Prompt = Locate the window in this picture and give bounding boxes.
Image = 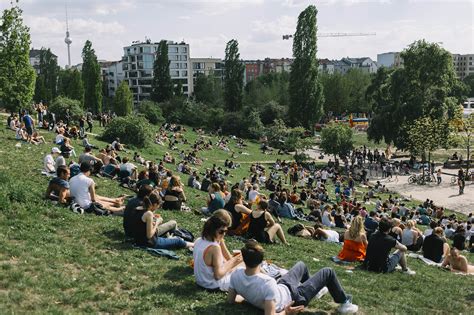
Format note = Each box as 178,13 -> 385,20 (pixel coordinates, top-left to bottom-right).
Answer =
180,63 -> 188,69
180,55 -> 187,61
169,55 -> 179,61
181,47 -> 187,53
143,46 -> 151,53
170,62 -> 179,69
171,70 -> 179,77
169,47 -> 178,53
143,54 -> 154,62
182,70 -> 188,77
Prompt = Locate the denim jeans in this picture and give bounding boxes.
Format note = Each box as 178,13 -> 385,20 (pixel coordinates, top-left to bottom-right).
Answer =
278,261 -> 348,306
153,236 -> 186,250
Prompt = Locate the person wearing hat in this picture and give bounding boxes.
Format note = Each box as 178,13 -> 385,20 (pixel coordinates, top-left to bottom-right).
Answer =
44,147 -> 61,174
70,162 -> 126,214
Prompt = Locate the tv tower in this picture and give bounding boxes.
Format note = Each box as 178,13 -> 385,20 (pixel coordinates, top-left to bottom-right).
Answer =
64,3 -> 72,68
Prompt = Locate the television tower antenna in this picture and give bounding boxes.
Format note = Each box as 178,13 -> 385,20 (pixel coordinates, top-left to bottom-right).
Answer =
64,2 -> 72,68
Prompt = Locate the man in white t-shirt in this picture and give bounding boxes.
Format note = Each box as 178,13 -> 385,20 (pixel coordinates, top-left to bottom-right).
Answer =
227,241 -> 358,314
69,162 -> 126,214
44,147 -> 61,173
248,184 -> 260,204
321,169 -> 328,183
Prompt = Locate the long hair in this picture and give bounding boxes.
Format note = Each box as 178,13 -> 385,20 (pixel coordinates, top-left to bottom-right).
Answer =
202,213 -> 230,241
349,216 -> 365,239
143,191 -> 161,211
229,189 -> 242,204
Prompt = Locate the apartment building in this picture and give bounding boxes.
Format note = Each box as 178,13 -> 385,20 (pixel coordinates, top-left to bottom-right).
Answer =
452,54 -> 474,80
122,40 -> 193,103
105,61 -> 125,97
377,52 -> 403,68
190,58 -> 225,84
29,49 -> 58,74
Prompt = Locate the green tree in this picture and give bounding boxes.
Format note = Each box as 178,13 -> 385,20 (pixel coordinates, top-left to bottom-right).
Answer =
321,72 -> 349,115
345,69 -> 371,113
368,40 -> 461,149
137,100 -> 164,125
463,74 -> 474,97
174,81 -> 183,98
243,72 -> 290,111
113,81 -> 133,116
58,68 -> 84,103
289,5 -> 324,129
194,73 -> 223,105
151,40 -> 172,103
0,2 -> 36,113
34,48 -> 59,104
101,115 -> 153,148
224,39 -> 244,112
81,40 -> 102,113
320,123 -> 354,159
49,96 -> 84,122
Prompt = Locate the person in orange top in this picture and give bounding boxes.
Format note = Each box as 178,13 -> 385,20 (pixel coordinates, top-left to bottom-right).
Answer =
337,216 -> 368,262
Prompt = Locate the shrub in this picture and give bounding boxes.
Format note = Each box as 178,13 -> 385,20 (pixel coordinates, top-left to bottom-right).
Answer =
259,101 -> 287,125
49,96 -> 84,122
221,112 -> 244,136
101,115 -> 153,148
137,100 -> 165,125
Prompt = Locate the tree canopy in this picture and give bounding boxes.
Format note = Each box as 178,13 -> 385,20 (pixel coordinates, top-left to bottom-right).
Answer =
0,3 -> 36,112
34,48 -> 59,104
224,39 -> 244,112
58,68 -> 84,104
82,40 -> 102,113
113,81 -> 133,116
289,5 -> 324,129
320,123 -> 354,158
151,40 -> 173,103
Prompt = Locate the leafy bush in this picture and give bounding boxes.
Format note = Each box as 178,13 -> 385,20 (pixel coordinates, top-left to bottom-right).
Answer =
49,96 -> 84,122
137,100 -> 165,125
259,101 -> 287,125
221,112 -> 244,136
101,115 -> 153,148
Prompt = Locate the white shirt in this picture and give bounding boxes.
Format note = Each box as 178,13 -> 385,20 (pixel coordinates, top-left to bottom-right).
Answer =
44,154 -> 55,173
55,155 -> 66,170
15,127 -> 23,140
248,190 -> 259,202
423,228 -> 433,237
323,229 -> 340,242
229,268 -> 291,312
55,134 -> 64,144
321,170 -> 328,180
70,173 -> 94,209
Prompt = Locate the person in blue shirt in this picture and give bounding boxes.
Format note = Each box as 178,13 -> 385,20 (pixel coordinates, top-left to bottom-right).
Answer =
22,110 -> 34,143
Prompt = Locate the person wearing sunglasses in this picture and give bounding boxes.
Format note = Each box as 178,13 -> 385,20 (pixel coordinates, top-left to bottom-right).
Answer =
193,210 -> 243,291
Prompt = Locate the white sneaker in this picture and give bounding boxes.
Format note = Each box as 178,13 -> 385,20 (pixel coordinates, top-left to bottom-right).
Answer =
403,268 -> 416,275
338,300 -> 359,314
316,286 -> 328,299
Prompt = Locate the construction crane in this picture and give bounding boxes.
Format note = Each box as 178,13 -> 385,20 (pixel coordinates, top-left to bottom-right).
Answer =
282,32 -> 376,40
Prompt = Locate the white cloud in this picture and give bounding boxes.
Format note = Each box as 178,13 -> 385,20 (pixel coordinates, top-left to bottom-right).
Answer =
250,15 -> 296,43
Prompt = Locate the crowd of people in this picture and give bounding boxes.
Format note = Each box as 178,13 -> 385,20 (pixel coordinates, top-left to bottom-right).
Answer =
6,109 -> 474,314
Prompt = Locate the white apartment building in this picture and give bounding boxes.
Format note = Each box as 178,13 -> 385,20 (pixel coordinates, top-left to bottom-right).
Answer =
123,40 -> 193,103
106,61 -> 125,97
377,52 -> 403,68
190,58 -> 224,83
452,54 -> 474,80
29,49 -> 57,74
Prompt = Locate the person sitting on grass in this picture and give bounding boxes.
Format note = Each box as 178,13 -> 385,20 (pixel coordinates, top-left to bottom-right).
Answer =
44,165 -> 70,204
422,227 -> 450,263
337,216 -> 368,262
119,157 -> 138,181
162,175 -> 187,210
69,162 -> 125,214
441,247 -> 474,274
363,218 -> 416,275
82,134 -> 98,149
15,123 -> 27,141
128,190 -> 193,250
193,210 -> 244,292
31,131 -> 46,145
44,147 -> 61,174
201,183 -> 225,215
276,192 -> 297,219
124,184 -> 154,238
225,189 -> 252,235
78,146 -> 103,174
246,200 -> 289,245
401,220 -> 423,252
227,240 -> 359,314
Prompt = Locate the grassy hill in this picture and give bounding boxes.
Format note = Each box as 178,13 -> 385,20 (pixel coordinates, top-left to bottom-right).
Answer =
0,120 -> 472,314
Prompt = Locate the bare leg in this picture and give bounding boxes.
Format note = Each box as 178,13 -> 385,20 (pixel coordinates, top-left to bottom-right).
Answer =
395,250 -> 408,270
266,224 -> 288,244
97,195 -> 124,206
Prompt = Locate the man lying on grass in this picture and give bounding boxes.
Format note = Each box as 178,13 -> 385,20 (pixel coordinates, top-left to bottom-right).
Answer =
227,240 -> 358,314
70,162 -> 125,215
44,165 -> 70,204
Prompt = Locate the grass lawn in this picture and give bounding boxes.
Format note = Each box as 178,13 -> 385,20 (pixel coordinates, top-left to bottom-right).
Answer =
0,120 -> 472,314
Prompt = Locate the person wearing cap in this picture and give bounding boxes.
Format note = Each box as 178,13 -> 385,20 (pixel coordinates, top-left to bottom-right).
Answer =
70,162 -> 125,214
44,147 -> 61,174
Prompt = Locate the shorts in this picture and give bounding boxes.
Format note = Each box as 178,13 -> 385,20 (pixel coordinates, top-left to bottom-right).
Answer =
26,126 -> 33,135
386,252 -> 402,272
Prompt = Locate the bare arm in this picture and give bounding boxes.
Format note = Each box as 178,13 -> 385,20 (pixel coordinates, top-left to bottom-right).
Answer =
265,212 -> 276,227
89,183 -> 97,203
144,212 -> 157,239
264,300 -> 276,315
219,239 -> 232,261
395,241 -> 407,252
58,188 -> 69,204
208,246 -> 242,280
361,234 -> 368,247
235,204 -> 252,215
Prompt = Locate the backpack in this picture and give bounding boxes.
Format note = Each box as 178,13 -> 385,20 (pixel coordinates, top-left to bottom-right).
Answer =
172,228 -> 195,242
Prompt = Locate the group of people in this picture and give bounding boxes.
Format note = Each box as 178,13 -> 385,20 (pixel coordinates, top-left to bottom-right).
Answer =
7,111 -> 474,314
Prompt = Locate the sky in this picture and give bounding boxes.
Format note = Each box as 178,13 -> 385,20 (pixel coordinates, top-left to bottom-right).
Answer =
1,0 -> 473,67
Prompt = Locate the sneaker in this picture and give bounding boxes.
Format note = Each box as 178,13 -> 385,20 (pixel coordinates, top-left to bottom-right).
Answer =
338,298 -> 359,314
316,286 -> 328,299
403,268 -> 416,275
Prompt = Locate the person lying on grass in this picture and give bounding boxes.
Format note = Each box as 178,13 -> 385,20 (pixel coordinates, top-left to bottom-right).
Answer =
193,210 -> 243,292
69,162 -> 125,214
44,165 -> 70,204
227,240 -> 359,314
441,247 -> 474,274
363,218 -> 416,275
246,200 -> 289,245
128,189 -> 193,250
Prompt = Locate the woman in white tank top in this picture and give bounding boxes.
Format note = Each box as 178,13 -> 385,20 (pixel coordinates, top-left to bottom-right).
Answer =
193,210 -> 243,291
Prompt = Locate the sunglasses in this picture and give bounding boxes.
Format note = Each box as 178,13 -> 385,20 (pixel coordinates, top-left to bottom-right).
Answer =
217,228 -> 228,235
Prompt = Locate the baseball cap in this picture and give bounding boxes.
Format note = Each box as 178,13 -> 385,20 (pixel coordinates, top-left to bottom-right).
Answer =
51,147 -> 61,154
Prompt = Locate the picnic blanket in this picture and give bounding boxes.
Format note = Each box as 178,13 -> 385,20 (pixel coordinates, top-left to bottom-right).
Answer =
133,245 -> 180,260
407,253 -> 441,266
